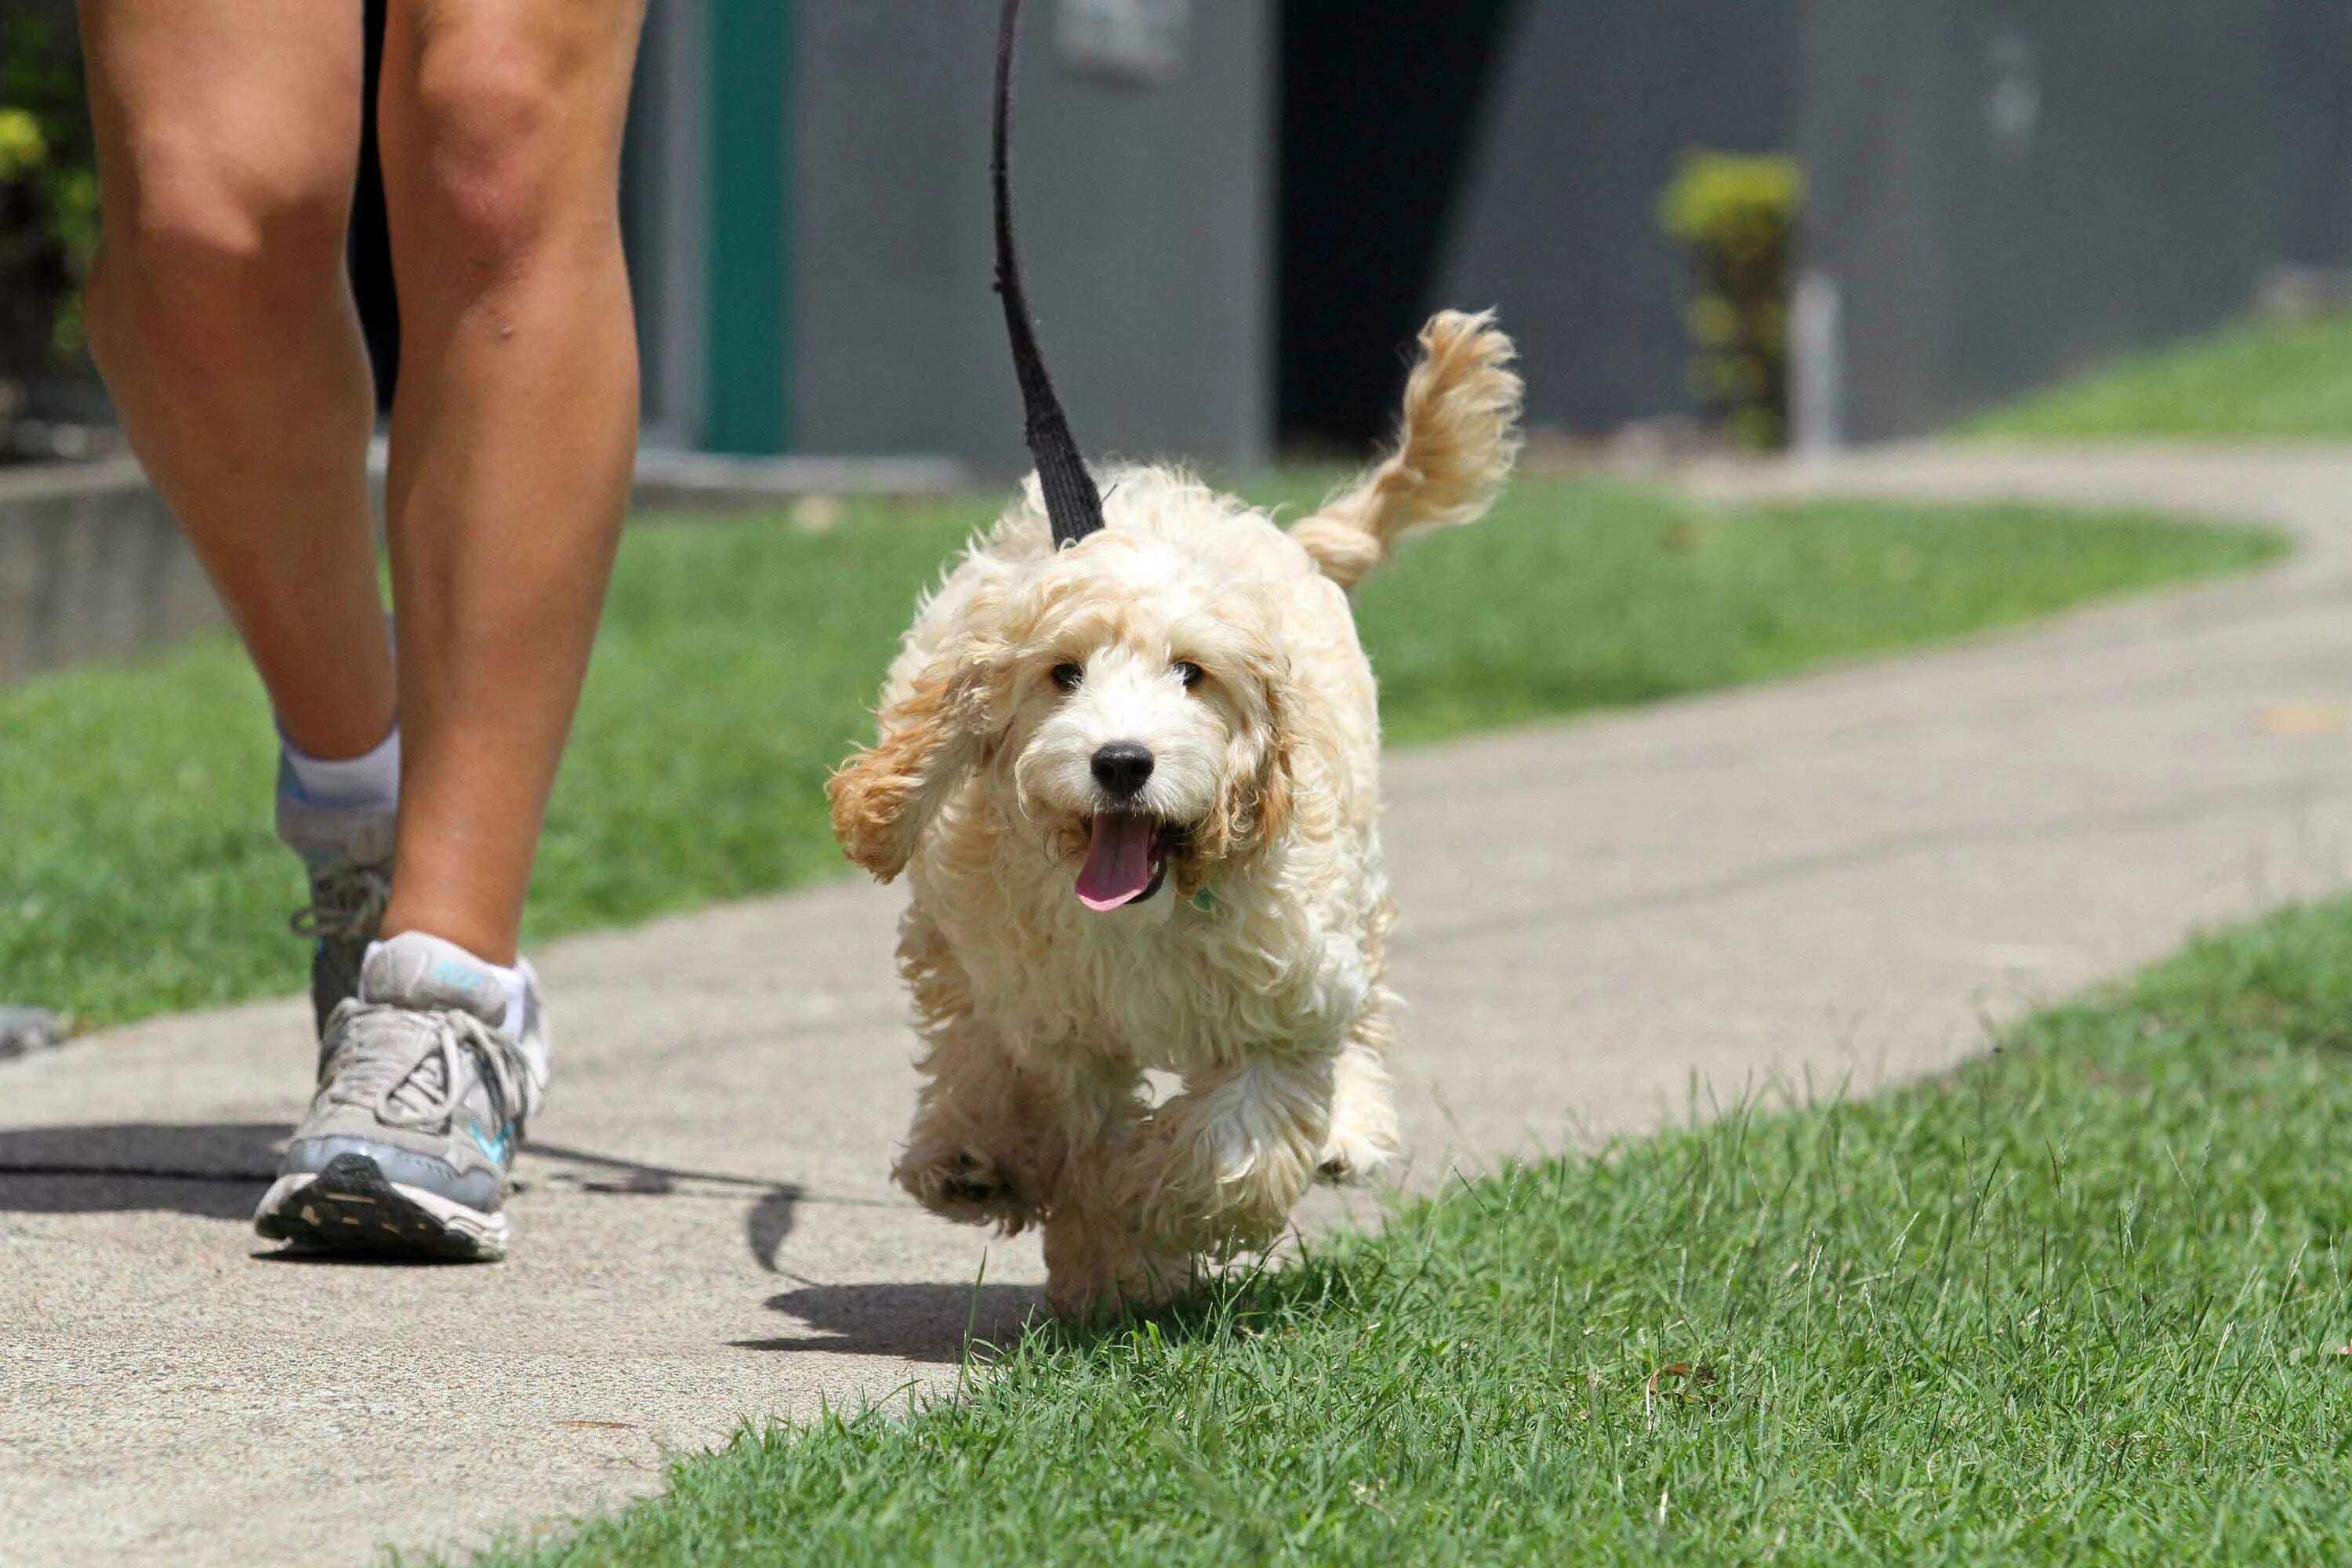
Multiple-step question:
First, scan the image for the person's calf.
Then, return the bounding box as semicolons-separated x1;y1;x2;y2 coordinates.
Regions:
79;121;393;760
366;0;648;967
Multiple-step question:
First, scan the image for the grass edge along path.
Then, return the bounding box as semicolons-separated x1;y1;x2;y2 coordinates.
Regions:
1966;309;2352;441
461;894;2352;1566
2;476;2284;1030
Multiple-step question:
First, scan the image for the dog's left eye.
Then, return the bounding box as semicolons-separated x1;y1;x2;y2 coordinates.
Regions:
1051;662;1084;691
1173;661;1204;689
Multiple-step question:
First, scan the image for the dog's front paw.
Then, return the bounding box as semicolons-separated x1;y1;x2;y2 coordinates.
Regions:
894;1144;1041;1232
1316;1044;1402;1185
1316;1111;1401;1186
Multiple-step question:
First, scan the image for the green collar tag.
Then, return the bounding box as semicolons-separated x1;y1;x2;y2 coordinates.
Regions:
1190;886;1219;915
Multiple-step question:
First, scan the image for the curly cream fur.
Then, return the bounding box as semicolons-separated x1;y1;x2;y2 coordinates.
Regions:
829;310;1519;1316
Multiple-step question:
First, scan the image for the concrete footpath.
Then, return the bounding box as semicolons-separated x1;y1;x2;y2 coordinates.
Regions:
10;445;2352;1565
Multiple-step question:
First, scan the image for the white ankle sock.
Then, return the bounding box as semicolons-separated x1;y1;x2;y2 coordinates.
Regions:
282;724;401;809
362;931;533;1037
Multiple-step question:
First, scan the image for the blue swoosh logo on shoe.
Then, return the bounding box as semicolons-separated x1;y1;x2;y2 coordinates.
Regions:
469;1120;514;1166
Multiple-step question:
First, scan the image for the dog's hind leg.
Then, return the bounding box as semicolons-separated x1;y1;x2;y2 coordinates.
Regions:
1041;1187;1193;1320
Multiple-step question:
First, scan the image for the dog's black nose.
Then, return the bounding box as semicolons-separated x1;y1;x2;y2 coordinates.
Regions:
1091;741;1155;798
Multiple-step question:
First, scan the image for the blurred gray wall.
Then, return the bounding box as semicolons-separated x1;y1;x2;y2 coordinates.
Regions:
1800;3;2281;441
789;2;1274;472
0;462;220;681
1431;2;1797;437
2269;0;2352;269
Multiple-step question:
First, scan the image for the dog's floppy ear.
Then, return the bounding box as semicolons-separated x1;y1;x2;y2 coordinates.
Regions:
1196;641;1301;873
828;647;997;880
1245;678;1298;856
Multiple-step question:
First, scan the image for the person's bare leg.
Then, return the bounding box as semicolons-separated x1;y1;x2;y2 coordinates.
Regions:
78;0;393;760
372;0;644;965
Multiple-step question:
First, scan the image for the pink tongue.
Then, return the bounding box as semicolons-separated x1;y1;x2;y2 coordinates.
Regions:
1076;814;1158;911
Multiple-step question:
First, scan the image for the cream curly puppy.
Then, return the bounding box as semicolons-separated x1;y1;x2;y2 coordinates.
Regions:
829;311;1522;1316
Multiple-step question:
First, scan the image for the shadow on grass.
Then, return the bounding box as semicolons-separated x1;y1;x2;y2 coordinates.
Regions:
782;1233;1390;1374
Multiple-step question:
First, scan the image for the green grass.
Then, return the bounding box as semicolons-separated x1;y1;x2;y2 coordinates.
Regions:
0;477;2280;1029
1968;310;2352;440
466;895;2352;1566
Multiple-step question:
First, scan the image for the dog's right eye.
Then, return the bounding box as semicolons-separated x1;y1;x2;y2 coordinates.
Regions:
1050;662;1084;691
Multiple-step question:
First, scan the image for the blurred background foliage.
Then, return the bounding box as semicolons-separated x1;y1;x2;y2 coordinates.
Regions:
0;8;96;411
1658;149;1802;451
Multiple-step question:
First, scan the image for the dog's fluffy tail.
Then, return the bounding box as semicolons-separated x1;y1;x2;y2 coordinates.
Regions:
1290;310;1523;591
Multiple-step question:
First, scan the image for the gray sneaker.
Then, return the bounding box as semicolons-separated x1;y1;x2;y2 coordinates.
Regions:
276;775;395;1037
253;932;550;1261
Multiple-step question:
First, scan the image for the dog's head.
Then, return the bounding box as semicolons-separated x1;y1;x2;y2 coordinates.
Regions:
829;470;1303;911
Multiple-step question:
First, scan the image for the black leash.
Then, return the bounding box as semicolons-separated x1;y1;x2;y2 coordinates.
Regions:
992;0;1107;549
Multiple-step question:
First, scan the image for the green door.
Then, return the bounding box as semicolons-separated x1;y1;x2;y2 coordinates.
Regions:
704;0;791;454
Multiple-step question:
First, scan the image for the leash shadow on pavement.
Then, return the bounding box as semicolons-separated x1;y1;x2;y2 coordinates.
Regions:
0;1124;809;1274
736;1282;1043;1364
526;1140;807;1271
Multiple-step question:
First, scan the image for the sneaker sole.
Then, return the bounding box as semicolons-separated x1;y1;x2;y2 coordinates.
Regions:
253;1152;509;1261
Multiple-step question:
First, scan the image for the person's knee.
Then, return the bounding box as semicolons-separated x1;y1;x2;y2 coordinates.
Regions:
397;44;594;294
86;133;350;379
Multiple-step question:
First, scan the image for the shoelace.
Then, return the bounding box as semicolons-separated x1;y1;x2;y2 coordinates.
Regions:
321;1003;532;1135
289;861;393;942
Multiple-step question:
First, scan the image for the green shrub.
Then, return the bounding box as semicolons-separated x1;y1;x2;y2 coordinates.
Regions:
1657;150;1802;450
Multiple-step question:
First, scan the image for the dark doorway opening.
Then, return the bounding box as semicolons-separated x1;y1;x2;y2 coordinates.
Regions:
351;0;398;412
1276;0;1519;454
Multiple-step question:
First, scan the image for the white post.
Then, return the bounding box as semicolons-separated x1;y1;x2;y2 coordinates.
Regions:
1791;267;1846;455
